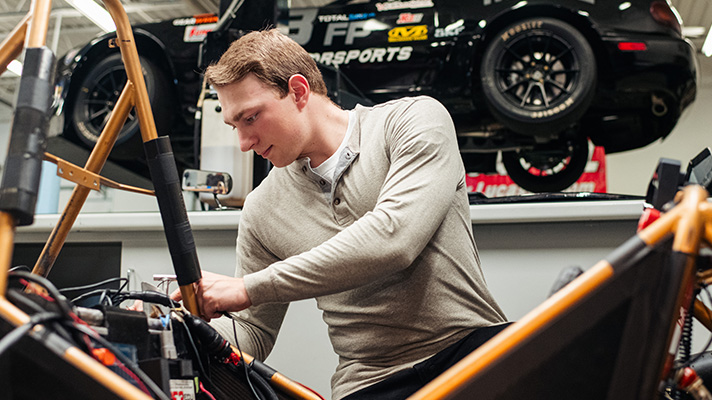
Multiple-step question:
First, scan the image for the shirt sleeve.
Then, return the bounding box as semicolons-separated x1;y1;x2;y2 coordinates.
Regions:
245;97;466;304
209;221;289;360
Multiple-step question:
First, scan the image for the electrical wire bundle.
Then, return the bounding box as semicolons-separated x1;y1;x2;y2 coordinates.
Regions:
0;269;305;400
1;270;170;399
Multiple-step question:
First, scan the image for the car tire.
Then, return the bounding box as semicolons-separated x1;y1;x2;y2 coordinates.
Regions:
66;53;173;161
501;136;589;193
480;18;597;136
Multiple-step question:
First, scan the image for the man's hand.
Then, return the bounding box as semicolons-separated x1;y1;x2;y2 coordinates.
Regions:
171;270;252;321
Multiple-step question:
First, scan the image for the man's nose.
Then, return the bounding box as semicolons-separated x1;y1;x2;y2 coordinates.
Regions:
237;131;257;153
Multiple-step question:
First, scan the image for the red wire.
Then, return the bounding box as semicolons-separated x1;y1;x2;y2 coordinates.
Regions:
199;381;217;400
296;382;326;400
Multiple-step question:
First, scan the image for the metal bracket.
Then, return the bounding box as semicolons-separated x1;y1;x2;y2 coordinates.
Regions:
43;153;155;196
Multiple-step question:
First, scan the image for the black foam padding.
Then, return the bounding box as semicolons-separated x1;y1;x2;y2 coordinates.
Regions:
0;47;56;226
144;137;201;286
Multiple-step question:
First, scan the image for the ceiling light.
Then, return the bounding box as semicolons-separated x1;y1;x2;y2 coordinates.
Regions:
65;0;116;33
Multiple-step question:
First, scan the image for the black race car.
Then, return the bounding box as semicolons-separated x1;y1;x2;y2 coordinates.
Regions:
52;0;697;192
287;0;697;192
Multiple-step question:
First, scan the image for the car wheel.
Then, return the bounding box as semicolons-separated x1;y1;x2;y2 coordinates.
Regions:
501;136;589;193
480;18;596;136
67;53;173;161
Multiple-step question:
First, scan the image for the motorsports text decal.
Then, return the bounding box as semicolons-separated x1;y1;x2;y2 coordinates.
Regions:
310;46;413;67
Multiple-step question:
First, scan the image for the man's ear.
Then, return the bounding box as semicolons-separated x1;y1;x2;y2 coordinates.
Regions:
288;74;310;109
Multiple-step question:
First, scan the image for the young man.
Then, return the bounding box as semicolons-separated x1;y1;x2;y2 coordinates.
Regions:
178;28;509;399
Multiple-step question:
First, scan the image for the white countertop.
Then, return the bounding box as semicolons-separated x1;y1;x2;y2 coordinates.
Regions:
17;199;644;233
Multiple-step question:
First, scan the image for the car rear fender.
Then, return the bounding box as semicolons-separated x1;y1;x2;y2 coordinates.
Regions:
61;29;177;113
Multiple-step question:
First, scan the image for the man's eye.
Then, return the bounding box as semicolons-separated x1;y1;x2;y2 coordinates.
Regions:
246;113;258;123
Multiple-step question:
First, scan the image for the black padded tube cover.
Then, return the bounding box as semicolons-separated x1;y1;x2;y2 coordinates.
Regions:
0;47;56;226
144;136;202;286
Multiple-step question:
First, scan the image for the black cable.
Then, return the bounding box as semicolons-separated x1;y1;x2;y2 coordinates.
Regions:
5;271;100;355
5;289;83;352
179;316;210;379
248;368;279;400
0;312;64;358
176;315;231;400
70;288;119;305
115;291;180;308
8;271;73;319
229;313;264;400
59;277;128;294
9;265;31;273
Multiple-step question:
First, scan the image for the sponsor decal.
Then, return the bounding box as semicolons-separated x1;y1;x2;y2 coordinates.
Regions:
388;25;428;42
530;97;574;119
324;21;374;46
434;25;465;38
397;13;424;24
183;23;216;43
291;10;381;46
319;14;350;23
375;0;434;12
500;20;543;41
318;13;376;22
290;8;319;45
310;46;413;67
465;146;606;196
172;15;218;26
350;13;376;21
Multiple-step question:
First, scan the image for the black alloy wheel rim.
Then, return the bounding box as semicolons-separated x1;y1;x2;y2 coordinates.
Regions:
79;65;138;144
494;30;581;111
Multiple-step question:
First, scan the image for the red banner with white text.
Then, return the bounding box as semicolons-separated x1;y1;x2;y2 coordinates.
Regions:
465;146;607;197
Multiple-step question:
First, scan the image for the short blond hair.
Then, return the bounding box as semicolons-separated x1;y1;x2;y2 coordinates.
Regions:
204;28;327;98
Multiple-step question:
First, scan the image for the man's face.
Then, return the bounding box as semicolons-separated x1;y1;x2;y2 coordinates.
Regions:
216;74;306;167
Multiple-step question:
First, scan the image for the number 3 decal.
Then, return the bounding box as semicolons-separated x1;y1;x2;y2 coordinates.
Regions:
289;8;318;45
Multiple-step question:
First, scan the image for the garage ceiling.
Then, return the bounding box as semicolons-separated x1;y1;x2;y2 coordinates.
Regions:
0;0;709;111
0;0;220;109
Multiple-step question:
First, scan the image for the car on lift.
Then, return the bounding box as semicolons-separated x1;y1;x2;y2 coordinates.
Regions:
52;0;697;192
288;0;697;192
